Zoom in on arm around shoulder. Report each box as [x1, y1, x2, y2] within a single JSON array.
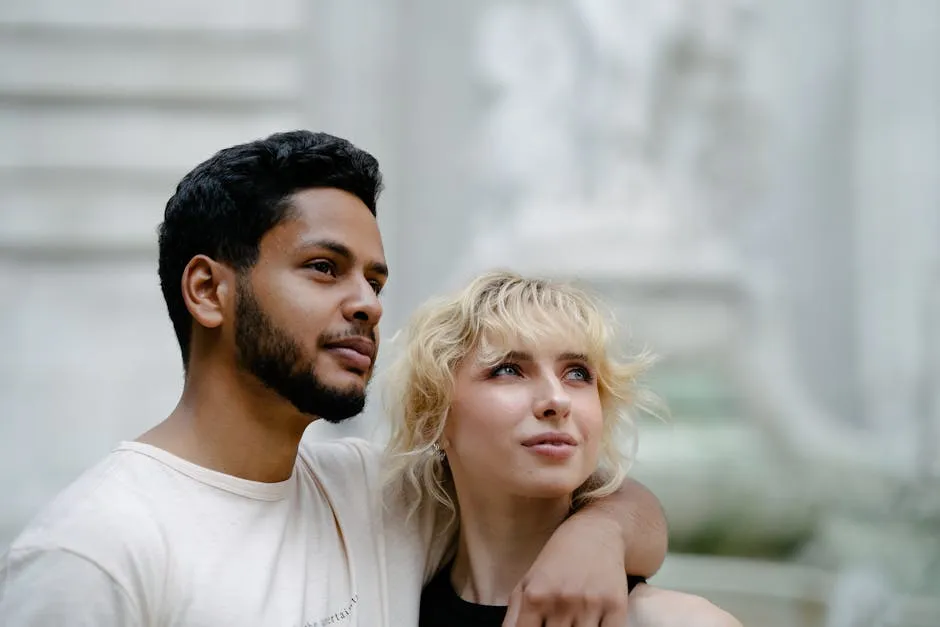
[[570, 476, 669, 578], [0, 547, 143, 626]]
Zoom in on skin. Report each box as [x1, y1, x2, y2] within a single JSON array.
[[627, 586, 742, 627], [446, 341, 604, 502]]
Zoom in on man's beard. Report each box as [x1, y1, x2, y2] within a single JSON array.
[[234, 280, 366, 423]]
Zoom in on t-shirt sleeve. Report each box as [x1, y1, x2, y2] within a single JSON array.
[[339, 437, 455, 583], [0, 547, 142, 626]]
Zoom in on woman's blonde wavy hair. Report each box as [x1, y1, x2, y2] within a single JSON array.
[[382, 270, 656, 525]]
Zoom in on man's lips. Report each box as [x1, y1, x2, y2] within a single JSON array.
[[324, 337, 375, 372]]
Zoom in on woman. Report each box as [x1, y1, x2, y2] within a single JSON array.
[[384, 271, 741, 626]]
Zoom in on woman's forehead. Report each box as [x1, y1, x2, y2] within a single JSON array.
[[474, 329, 594, 362]]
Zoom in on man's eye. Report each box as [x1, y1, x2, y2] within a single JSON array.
[[369, 280, 384, 295], [308, 260, 336, 276]]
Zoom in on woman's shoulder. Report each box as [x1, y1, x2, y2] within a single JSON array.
[[628, 585, 743, 627]]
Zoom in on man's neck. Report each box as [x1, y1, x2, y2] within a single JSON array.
[[449, 484, 572, 606], [138, 359, 312, 483]]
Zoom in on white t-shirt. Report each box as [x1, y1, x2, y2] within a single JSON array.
[[0, 438, 445, 626]]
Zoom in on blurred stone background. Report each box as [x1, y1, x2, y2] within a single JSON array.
[[1, 1, 938, 625]]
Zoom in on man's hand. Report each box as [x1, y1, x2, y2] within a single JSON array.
[[503, 515, 628, 627]]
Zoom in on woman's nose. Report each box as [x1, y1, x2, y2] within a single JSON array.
[[533, 377, 571, 420]]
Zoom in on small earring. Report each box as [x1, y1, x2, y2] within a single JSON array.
[[431, 442, 446, 461]]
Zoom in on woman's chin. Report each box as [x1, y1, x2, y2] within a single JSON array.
[[513, 476, 586, 500]]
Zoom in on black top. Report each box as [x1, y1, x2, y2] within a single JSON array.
[[419, 564, 646, 627]]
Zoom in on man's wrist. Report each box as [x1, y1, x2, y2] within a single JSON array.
[[565, 505, 627, 557]]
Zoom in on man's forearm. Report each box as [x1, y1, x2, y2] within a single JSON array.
[[510, 478, 668, 625], [570, 477, 668, 578]]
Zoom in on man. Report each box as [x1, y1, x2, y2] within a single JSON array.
[[0, 131, 668, 626]]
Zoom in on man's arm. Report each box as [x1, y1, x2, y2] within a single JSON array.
[[503, 477, 668, 627], [0, 547, 142, 626], [574, 476, 669, 578]]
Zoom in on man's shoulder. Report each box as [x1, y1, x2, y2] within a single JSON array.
[[296, 435, 406, 528], [8, 448, 166, 563], [0, 448, 193, 623], [298, 435, 383, 477]]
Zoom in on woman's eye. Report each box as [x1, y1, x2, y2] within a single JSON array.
[[369, 280, 383, 295], [491, 363, 522, 377], [565, 366, 593, 382], [308, 260, 336, 276]]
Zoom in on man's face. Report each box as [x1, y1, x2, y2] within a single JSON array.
[[234, 188, 387, 423]]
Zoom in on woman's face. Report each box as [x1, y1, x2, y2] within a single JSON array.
[[442, 332, 605, 501]]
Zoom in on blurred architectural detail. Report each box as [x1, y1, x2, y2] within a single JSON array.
[[472, 0, 759, 278], [825, 568, 899, 627], [459, 0, 940, 625]]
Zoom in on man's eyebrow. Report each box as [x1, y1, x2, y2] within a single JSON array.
[[298, 238, 352, 259], [298, 239, 387, 277]]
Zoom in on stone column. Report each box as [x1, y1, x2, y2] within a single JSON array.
[[809, 0, 940, 600], [853, 0, 940, 477]]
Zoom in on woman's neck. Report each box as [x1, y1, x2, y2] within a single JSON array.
[[449, 486, 572, 606]]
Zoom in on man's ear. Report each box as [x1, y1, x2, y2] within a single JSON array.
[[181, 255, 235, 330]]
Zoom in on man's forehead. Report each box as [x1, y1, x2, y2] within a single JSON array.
[[274, 189, 386, 258]]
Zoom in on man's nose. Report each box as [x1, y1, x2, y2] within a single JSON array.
[[342, 278, 383, 326]]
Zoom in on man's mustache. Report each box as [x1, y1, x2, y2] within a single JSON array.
[[319, 326, 377, 346]]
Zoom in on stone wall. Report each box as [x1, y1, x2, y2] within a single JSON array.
[[0, 0, 305, 544]]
